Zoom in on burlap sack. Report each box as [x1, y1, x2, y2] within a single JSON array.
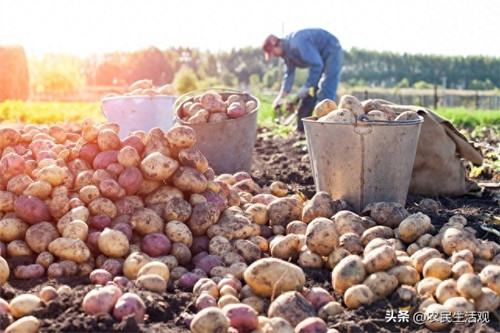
[[374, 100, 483, 196]]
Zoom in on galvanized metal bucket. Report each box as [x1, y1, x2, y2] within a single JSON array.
[[101, 95, 176, 139], [174, 89, 259, 175], [303, 116, 423, 212]]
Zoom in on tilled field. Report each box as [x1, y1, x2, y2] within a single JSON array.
[[0, 125, 499, 333]]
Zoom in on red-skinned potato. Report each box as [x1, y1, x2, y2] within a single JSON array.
[[14, 195, 51, 225], [112, 292, 146, 323]]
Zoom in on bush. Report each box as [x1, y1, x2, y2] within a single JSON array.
[[173, 68, 198, 94]]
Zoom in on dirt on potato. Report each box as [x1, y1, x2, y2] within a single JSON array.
[[0, 126, 499, 333]]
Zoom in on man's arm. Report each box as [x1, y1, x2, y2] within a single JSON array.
[[297, 40, 324, 89], [282, 64, 296, 93]]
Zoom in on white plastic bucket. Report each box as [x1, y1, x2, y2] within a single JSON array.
[[101, 95, 176, 139], [303, 116, 423, 213]]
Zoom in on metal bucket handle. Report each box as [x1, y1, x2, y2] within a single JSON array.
[[174, 87, 254, 120]]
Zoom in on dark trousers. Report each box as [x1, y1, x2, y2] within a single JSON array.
[[296, 94, 317, 132]]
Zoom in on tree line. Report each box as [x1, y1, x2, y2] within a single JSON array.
[[27, 46, 500, 95]]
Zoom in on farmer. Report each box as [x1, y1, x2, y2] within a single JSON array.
[[262, 28, 343, 131]]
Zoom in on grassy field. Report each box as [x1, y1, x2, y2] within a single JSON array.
[[0, 99, 498, 130]]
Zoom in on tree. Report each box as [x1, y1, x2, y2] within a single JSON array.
[[173, 67, 198, 94], [126, 46, 173, 86]]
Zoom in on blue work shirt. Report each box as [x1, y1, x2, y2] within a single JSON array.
[[281, 29, 342, 94]]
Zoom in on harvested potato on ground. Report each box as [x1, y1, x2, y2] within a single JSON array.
[[435, 279, 459, 304], [422, 257, 452, 280], [301, 191, 342, 223], [333, 210, 365, 236], [267, 291, 316, 327], [332, 255, 366, 294], [190, 307, 230, 333], [411, 247, 442, 273], [9, 294, 42, 318], [48, 238, 91, 263], [363, 272, 398, 300], [441, 227, 478, 256], [25, 222, 59, 253], [305, 217, 339, 256], [424, 303, 450, 331], [364, 201, 408, 228], [267, 196, 303, 227], [243, 258, 305, 297], [474, 287, 500, 312], [344, 285, 374, 309], [395, 212, 431, 243], [0, 256, 9, 285], [362, 245, 397, 274], [97, 228, 129, 258]]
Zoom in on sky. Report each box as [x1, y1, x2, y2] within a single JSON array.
[[0, 0, 499, 58]]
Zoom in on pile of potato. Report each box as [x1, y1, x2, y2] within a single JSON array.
[[0, 118, 498, 332], [177, 91, 258, 124], [104, 79, 177, 98], [314, 94, 420, 123]]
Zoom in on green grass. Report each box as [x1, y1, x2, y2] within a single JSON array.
[[434, 107, 500, 127]]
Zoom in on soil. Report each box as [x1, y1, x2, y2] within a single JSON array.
[[1, 126, 499, 333]]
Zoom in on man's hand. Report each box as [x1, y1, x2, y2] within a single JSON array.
[[297, 85, 309, 99]]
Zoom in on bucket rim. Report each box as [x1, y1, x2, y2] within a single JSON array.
[[101, 94, 178, 104], [302, 115, 424, 126]]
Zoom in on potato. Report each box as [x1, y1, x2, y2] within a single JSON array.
[[367, 110, 389, 121], [166, 125, 197, 149], [4, 315, 40, 333], [9, 294, 41, 318], [333, 210, 365, 236], [233, 239, 261, 264], [0, 256, 9, 285], [186, 202, 220, 236], [97, 228, 129, 258], [305, 217, 339, 256], [0, 153, 25, 181], [332, 255, 366, 294], [424, 304, 450, 331], [172, 166, 208, 193], [267, 196, 303, 227], [88, 197, 117, 220], [286, 220, 307, 235], [303, 287, 335, 311], [22, 180, 52, 199], [243, 258, 305, 297], [473, 287, 500, 312], [441, 227, 478, 256], [435, 279, 459, 304], [443, 296, 474, 314], [89, 268, 112, 285], [314, 99, 337, 118], [361, 225, 394, 246], [7, 174, 33, 196], [97, 129, 121, 151], [297, 250, 323, 268], [112, 292, 146, 323], [479, 265, 500, 295], [338, 232, 363, 255], [82, 285, 122, 316], [190, 307, 230, 333], [395, 111, 420, 121], [123, 252, 152, 280], [62, 219, 88, 240], [318, 108, 356, 123], [317, 301, 343, 320], [362, 245, 397, 273], [7, 239, 33, 257], [267, 291, 316, 327], [130, 208, 164, 235], [387, 265, 420, 286], [221, 303, 259, 332], [56, 206, 90, 234], [25, 221, 59, 253], [422, 257, 452, 280], [136, 274, 167, 293], [395, 212, 431, 243], [14, 195, 51, 225], [411, 247, 442, 273], [0, 128, 21, 149], [343, 285, 374, 309], [451, 261, 474, 279], [0, 217, 29, 243], [270, 234, 301, 261], [416, 277, 441, 296], [365, 202, 408, 228], [325, 248, 350, 270], [48, 238, 91, 263], [137, 261, 169, 281], [36, 251, 54, 269], [169, 242, 192, 266], [140, 152, 179, 181]]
